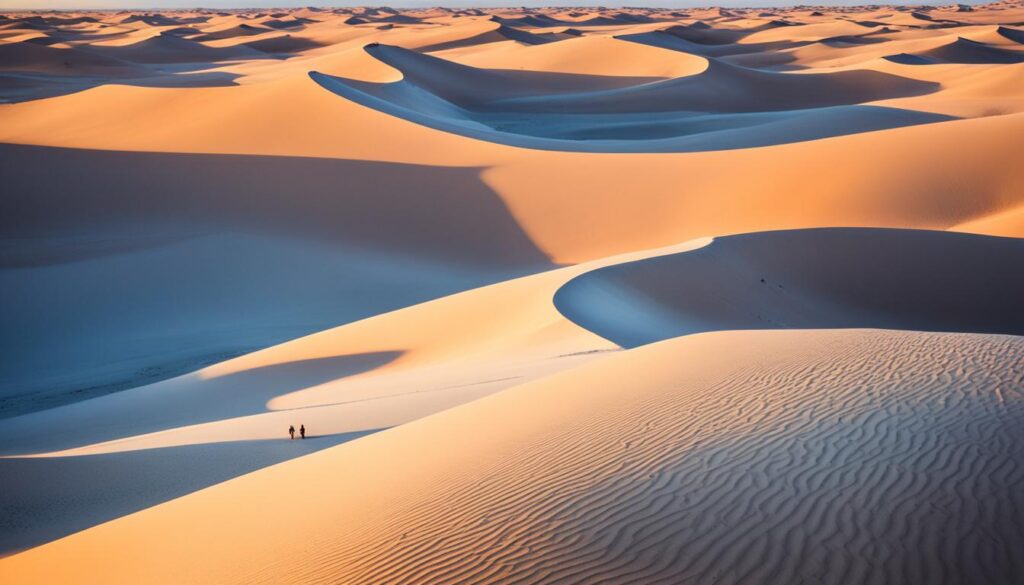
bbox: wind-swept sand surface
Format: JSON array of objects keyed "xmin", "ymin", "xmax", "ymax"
[
  {"xmin": 3, "ymin": 329, "xmax": 1023, "ymax": 583},
  {"xmin": 2, "ymin": 3, "xmax": 1024, "ymax": 582}
]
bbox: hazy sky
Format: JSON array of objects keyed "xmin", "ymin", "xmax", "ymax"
[{"xmin": 0, "ymin": 1, "xmax": 977, "ymax": 9}]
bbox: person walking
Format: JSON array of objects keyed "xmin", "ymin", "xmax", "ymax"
[
  {"xmin": 289, "ymin": 425, "xmax": 295, "ymax": 440},
  {"xmin": 300, "ymin": 424, "xmax": 306, "ymax": 439}
]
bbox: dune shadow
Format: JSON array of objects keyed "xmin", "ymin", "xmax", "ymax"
[
  {"xmin": 0, "ymin": 352, "xmax": 401, "ymax": 457},
  {"xmin": 0, "ymin": 70, "xmax": 242, "ymax": 103},
  {"xmin": 311, "ymin": 44, "xmax": 952, "ymax": 154},
  {"xmin": 0, "ymin": 429, "xmax": 383, "ymax": 556},
  {"xmin": 884, "ymin": 37, "xmax": 1024, "ymax": 65},
  {"xmin": 0, "ymin": 143, "xmax": 548, "ymax": 269},
  {"xmin": 0, "ymin": 143, "xmax": 551, "ymax": 417},
  {"xmin": 554, "ymin": 228, "xmax": 1024, "ymax": 348},
  {"xmin": 616, "ymin": 27, "xmax": 809, "ymax": 59}
]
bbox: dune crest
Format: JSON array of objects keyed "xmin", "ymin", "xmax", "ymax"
[
  {"xmin": 311, "ymin": 43, "xmax": 947, "ymax": 152},
  {"xmin": 554, "ymin": 228, "xmax": 1024, "ymax": 347},
  {"xmin": 3, "ymin": 329, "xmax": 1023, "ymax": 584}
]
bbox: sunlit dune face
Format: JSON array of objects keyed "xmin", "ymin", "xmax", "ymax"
[{"xmin": 2, "ymin": 3, "xmax": 1022, "ymax": 269}]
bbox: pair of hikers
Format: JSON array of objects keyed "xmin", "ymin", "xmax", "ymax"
[{"xmin": 288, "ymin": 424, "xmax": 306, "ymax": 440}]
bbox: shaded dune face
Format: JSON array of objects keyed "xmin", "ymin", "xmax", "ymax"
[
  {"xmin": 886, "ymin": 36, "xmax": 1024, "ymax": 64},
  {"xmin": 0, "ymin": 41, "xmax": 146, "ymax": 76},
  {"xmin": 554, "ymin": 228, "xmax": 1024, "ymax": 347},
  {"xmin": 998, "ymin": 25, "xmax": 1024, "ymax": 44},
  {"xmin": 0, "ymin": 144, "xmax": 547, "ymax": 268},
  {"xmin": 0, "ymin": 144, "xmax": 550, "ymax": 415},
  {"xmin": 8, "ymin": 330, "xmax": 1018, "ymax": 584},
  {"xmin": 310, "ymin": 44, "xmax": 949, "ymax": 152},
  {"xmin": 414, "ymin": 23, "xmax": 556, "ymax": 53},
  {"xmin": 616, "ymin": 28, "xmax": 804, "ymax": 58}
]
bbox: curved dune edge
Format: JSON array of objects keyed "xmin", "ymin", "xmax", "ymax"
[
  {"xmin": 0, "ymin": 237, "xmax": 705, "ymax": 554},
  {"xmin": 0, "ymin": 238, "xmax": 712, "ymax": 459},
  {"xmin": 8, "ymin": 228, "xmax": 1023, "ymax": 458},
  {"xmin": 24, "ymin": 225, "xmax": 1024, "ymax": 460},
  {"xmin": 553, "ymin": 228, "xmax": 1024, "ymax": 348},
  {"xmin": 309, "ymin": 43, "xmax": 951, "ymax": 153},
  {"xmin": 3, "ymin": 228, "xmax": 1022, "ymax": 562},
  {"xmin": 885, "ymin": 36, "xmax": 1024, "ymax": 64},
  {"xmin": 2, "ymin": 329, "xmax": 1022, "ymax": 584}
]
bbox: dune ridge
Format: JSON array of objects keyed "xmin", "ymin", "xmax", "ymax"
[
  {"xmin": 3, "ymin": 226, "xmax": 1022, "ymax": 559},
  {"xmin": 310, "ymin": 43, "xmax": 950, "ymax": 152},
  {"xmin": 554, "ymin": 228, "xmax": 1024, "ymax": 347},
  {"xmin": 2, "ymin": 329, "xmax": 1022, "ymax": 584},
  {"xmin": 886, "ymin": 35, "xmax": 1024, "ymax": 63}
]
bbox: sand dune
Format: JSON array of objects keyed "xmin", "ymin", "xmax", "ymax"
[
  {"xmin": 0, "ymin": 237, "xmax": 707, "ymax": 553},
  {"xmin": 3, "ymin": 329, "xmax": 1022, "ymax": 583},
  {"xmin": 94, "ymin": 33, "xmax": 270, "ymax": 64},
  {"xmin": 483, "ymin": 111, "xmax": 1024, "ymax": 262},
  {"xmin": 487, "ymin": 58, "xmax": 936, "ymax": 113},
  {"xmin": 188, "ymin": 23, "xmax": 269, "ymax": 42},
  {"xmin": 2, "ymin": 4, "xmax": 1024, "ymax": 580},
  {"xmin": 447, "ymin": 34, "xmax": 709, "ymax": 78},
  {"xmin": 0, "ymin": 40, "xmax": 144, "ymax": 76},
  {"xmin": 0, "ymin": 237, "xmax": 706, "ymax": 458},
  {"xmin": 0, "ymin": 142, "xmax": 549, "ymax": 414},
  {"xmin": 4, "ymin": 226, "xmax": 1021, "ymax": 557},
  {"xmin": 616, "ymin": 26, "xmax": 804, "ymax": 59},
  {"xmin": 997, "ymin": 25, "xmax": 1024, "ymax": 43},
  {"xmin": 240, "ymin": 34, "xmax": 323, "ymax": 55},
  {"xmin": 417, "ymin": 22, "xmax": 554, "ymax": 53},
  {"xmin": 886, "ymin": 35, "xmax": 1024, "ymax": 63},
  {"xmin": 555, "ymin": 228, "xmax": 1024, "ymax": 347},
  {"xmin": 312, "ymin": 43, "xmax": 944, "ymax": 152}
]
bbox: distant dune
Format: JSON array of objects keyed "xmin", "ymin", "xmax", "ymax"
[
  {"xmin": 310, "ymin": 43, "xmax": 948, "ymax": 152},
  {"xmin": 886, "ymin": 36, "xmax": 1024, "ymax": 63}
]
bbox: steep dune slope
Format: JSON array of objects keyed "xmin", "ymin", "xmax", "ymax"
[
  {"xmin": 2, "ymin": 329, "xmax": 1022, "ymax": 584},
  {"xmin": 311, "ymin": 43, "xmax": 944, "ymax": 152},
  {"xmin": 0, "ymin": 40, "xmax": 145, "ymax": 76},
  {"xmin": 484, "ymin": 112, "xmax": 1024, "ymax": 262},
  {"xmin": 886, "ymin": 36, "xmax": 1024, "ymax": 64},
  {"xmin": 0, "ymin": 239, "xmax": 714, "ymax": 460},
  {"xmin": 1, "ymin": 74, "xmax": 1021, "ymax": 260},
  {"xmin": 0, "ymin": 143, "xmax": 550, "ymax": 413},
  {"xmin": 0, "ymin": 237, "xmax": 710, "ymax": 553},
  {"xmin": 92, "ymin": 32, "xmax": 270, "ymax": 64},
  {"xmin": 554, "ymin": 228, "xmax": 1024, "ymax": 347},
  {"xmin": 4, "ymin": 227, "xmax": 1021, "ymax": 557}
]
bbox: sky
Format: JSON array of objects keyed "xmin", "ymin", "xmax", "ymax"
[{"xmin": 0, "ymin": 1, "xmax": 984, "ymax": 9}]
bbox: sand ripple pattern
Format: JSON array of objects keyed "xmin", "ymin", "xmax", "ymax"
[{"xmin": 252, "ymin": 330, "xmax": 1024, "ymax": 584}]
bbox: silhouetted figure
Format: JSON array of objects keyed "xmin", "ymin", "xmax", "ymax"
[
  {"xmin": 300, "ymin": 424, "xmax": 306, "ymax": 439},
  {"xmin": 289, "ymin": 425, "xmax": 295, "ymax": 440}
]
